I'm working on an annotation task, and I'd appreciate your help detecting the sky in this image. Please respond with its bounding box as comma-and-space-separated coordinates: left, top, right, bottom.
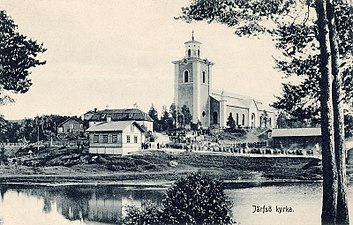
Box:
1, 0, 284, 120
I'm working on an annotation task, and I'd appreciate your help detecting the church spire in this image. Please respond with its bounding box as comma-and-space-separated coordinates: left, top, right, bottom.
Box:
184, 31, 201, 58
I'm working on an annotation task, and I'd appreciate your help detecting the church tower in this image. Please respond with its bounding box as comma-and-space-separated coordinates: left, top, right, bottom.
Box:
172, 32, 214, 127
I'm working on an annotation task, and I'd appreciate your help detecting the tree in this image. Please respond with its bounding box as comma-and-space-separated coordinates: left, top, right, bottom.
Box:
160, 105, 174, 131
178, 1, 351, 224
169, 103, 177, 128
226, 114, 236, 129
260, 111, 270, 128
148, 104, 160, 131
122, 172, 234, 225
344, 113, 353, 138
181, 105, 192, 127
0, 10, 46, 104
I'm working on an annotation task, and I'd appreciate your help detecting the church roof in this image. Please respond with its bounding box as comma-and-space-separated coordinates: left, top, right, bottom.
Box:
172, 57, 214, 65
211, 90, 274, 112
271, 127, 321, 137
184, 30, 202, 44
184, 40, 202, 44
87, 108, 153, 122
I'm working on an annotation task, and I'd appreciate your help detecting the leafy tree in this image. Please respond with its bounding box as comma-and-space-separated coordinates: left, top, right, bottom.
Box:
226, 114, 236, 129
169, 103, 177, 127
0, 10, 46, 104
178, 0, 351, 224
0, 146, 8, 165
122, 172, 234, 225
344, 113, 353, 138
0, 115, 70, 143
160, 105, 174, 131
260, 111, 270, 128
148, 104, 160, 131
181, 105, 192, 126
177, 106, 184, 128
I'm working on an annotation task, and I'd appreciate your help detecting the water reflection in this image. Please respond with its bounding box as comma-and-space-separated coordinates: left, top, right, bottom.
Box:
1, 182, 353, 225
0, 185, 163, 225
227, 182, 353, 225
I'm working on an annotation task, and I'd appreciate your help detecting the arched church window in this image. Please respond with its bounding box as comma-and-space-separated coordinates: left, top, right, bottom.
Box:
236, 113, 239, 125
251, 113, 256, 128
202, 71, 206, 83
242, 114, 245, 126
188, 49, 191, 57
198, 49, 200, 57
269, 118, 272, 127
184, 71, 189, 83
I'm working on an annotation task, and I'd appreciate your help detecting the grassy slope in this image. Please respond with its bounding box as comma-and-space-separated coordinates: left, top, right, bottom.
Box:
0, 146, 323, 184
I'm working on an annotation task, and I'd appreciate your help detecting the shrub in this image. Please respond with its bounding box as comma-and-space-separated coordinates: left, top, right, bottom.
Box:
122, 172, 234, 225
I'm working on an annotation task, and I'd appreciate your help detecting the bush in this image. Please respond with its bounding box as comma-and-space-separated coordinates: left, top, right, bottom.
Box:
122, 172, 234, 225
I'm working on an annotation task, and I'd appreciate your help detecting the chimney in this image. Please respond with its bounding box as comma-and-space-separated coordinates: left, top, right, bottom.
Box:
94, 108, 97, 112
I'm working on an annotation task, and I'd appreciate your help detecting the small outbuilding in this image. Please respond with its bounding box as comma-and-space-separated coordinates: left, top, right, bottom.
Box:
86, 121, 146, 155
269, 127, 321, 150
57, 117, 83, 136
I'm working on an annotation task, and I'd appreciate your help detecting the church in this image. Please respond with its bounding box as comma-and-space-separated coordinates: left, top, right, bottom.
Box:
172, 33, 276, 128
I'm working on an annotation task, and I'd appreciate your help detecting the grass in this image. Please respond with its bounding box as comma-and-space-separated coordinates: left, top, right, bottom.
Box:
0, 146, 323, 185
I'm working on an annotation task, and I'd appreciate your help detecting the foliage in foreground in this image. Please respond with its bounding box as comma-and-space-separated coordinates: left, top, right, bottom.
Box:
122, 172, 234, 225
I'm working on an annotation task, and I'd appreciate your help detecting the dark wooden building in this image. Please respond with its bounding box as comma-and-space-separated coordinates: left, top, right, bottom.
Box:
57, 117, 83, 135
269, 127, 321, 150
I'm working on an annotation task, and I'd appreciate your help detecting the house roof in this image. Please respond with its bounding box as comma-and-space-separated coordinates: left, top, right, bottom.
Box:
87, 108, 153, 122
271, 127, 321, 137
257, 128, 272, 137
211, 90, 274, 112
57, 117, 81, 127
86, 121, 145, 133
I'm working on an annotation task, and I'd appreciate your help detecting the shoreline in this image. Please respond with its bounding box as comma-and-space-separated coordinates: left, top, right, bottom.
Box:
0, 175, 323, 189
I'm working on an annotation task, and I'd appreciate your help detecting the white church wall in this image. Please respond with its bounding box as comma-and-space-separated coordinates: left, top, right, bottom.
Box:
226, 106, 249, 126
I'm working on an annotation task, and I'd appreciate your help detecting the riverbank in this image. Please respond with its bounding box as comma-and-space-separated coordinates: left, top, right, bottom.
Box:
0, 149, 326, 187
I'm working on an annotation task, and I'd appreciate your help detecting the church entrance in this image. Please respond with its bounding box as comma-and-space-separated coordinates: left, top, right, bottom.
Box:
213, 112, 218, 124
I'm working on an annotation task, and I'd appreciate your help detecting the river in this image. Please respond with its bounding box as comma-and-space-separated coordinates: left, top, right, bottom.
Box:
0, 182, 353, 225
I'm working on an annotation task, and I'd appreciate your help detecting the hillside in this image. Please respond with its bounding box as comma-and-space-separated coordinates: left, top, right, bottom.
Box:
0, 145, 324, 185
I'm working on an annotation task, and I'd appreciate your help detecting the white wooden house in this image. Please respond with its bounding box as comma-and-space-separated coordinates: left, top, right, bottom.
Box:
86, 121, 146, 155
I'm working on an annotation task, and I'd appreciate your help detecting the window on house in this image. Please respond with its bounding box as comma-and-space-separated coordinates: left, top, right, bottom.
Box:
202, 71, 206, 83
102, 135, 108, 143
131, 125, 135, 132
134, 136, 138, 143
242, 114, 245, 126
112, 135, 118, 143
127, 135, 131, 143
236, 113, 239, 125
184, 71, 189, 83
268, 132, 272, 138
93, 135, 99, 143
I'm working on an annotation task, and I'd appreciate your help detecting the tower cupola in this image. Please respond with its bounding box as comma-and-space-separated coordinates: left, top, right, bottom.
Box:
184, 31, 201, 58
